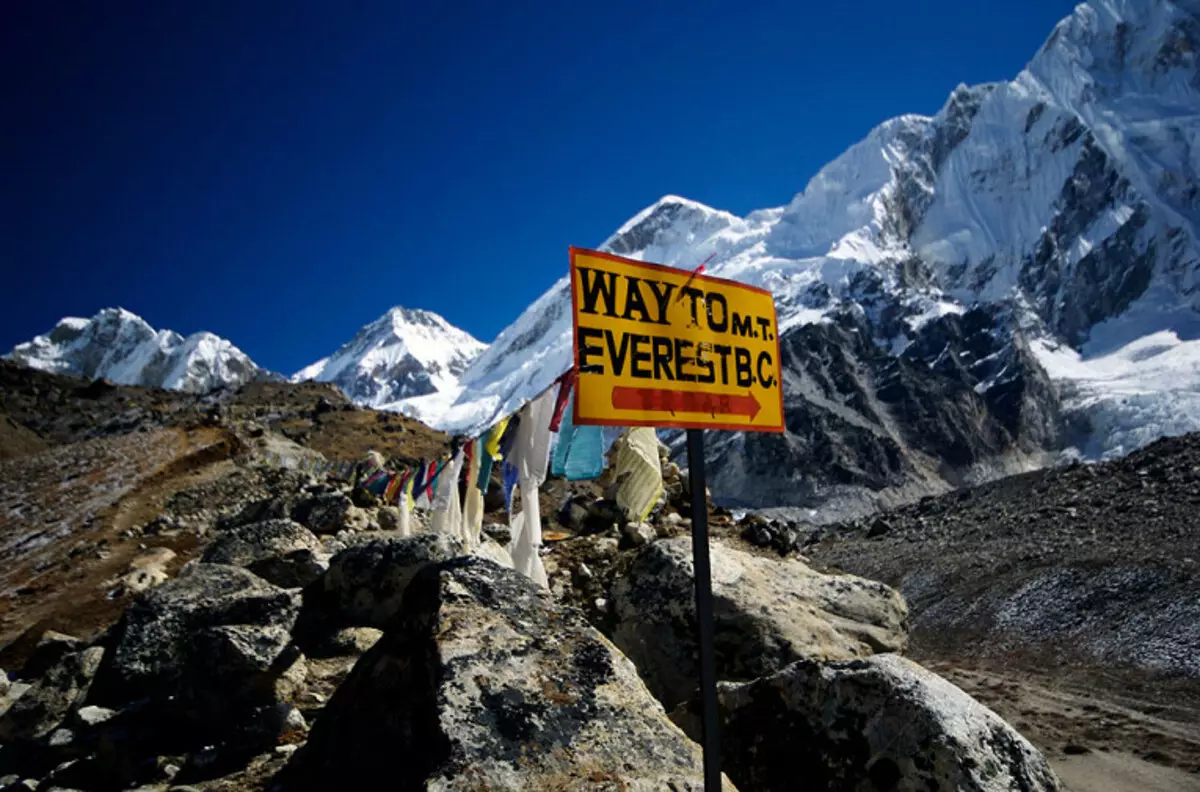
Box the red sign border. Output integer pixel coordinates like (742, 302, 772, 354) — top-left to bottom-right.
(569, 246, 785, 434)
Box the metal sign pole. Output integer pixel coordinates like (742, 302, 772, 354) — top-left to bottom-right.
(686, 428, 722, 791)
(568, 246, 783, 789)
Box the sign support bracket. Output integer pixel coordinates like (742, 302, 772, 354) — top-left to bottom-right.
(687, 428, 722, 791)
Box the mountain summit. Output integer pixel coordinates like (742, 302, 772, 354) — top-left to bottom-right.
(6, 308, 261, 393)
(291, 306, 486, 408)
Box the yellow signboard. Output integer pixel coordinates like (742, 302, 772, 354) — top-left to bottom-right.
(569, 247, 784, 433)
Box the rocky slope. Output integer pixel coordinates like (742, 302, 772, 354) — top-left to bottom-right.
(800, 430, 1200, 779)
(810, 432, 1200, 680)
(2, 362, 1197, 790)
(6, 309, 264, 394)
(291, 306, 485, 410)
(0, 450, 1058, 792)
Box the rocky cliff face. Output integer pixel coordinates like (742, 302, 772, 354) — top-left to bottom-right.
(704, 304, 1063, 513)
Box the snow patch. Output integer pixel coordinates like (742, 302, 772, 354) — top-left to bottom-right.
(1035, 329, 1200, 458)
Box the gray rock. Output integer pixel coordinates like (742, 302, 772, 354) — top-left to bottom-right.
(471, 535, 514, 569)
(73, 705, 116, 727)
(189, 623, 294, 685)
(375, 506, 401, 532)
(114, 548, 174, 596)
(350, 487, 379, 509)
(106, 564, 301, 715)
(282, 706, 307, 738)
(201, 519, 328, 588)
(620, 522, 656, 548)
(741, 522, 775, 548)
(0, 647, 104, 742)
(867, 517, 893, 538)
(47, 728, 74, 747)
(0, 670, 8, 698)
(586, 499, 629, 533)
(555, 495, 591, 532)
(612, 537, 908, 708)
(342, 505, 378, 533)
(481, 522, 511, 546)
(322, 533, 461, 627)
(316, 627, 383, 658)
(277, 557, 733, 791)
(219, 493, 294, 531)
(291, 492, 353, 535)
(0, 682, 31, 719)
(708, 654, 1061, 791)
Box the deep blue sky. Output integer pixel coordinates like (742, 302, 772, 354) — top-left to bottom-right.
(4, 0, 1077, 375)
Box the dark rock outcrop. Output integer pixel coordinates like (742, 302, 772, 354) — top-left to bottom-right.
(201, 519, 328, 588)
(290, 491, 354, 535)
(277, 557, 731, 791)
(706, 305, 1062, 517)
(98, 564, 301, 722)
(321, 533, 462, 628)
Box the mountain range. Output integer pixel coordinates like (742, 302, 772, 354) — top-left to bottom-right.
(9, 0, 1200, 517)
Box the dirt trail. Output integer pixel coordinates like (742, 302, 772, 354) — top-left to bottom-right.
(1052, 752, 1200, 792)
(924, 661, 1200, 789)
(0, 428, 239, 669)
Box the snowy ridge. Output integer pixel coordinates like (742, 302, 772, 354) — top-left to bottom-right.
(416, 0, 1200, 469)
(293, 306, 486, 409)
(6, 308, 261, 393)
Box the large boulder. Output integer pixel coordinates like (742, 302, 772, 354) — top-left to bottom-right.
(201, 519, 328, 588)
(0, 647, 104, 742)
(290, 492, 353, 535)
(708, 654, 1061, 792)
(276, 557, 733, 791)
(101, 564, 302, 715)
(321, 533, 461, 628)
(612, 537, 908, 708)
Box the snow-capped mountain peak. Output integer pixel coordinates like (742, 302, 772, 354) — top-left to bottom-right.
(411, 0, 1200, 515)
(10, 0, 1200, 518)
(6, 308, 261, 393)
(291, 305, 486, 408)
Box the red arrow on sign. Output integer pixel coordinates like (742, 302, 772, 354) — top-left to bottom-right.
(611, 386, 761, 420)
